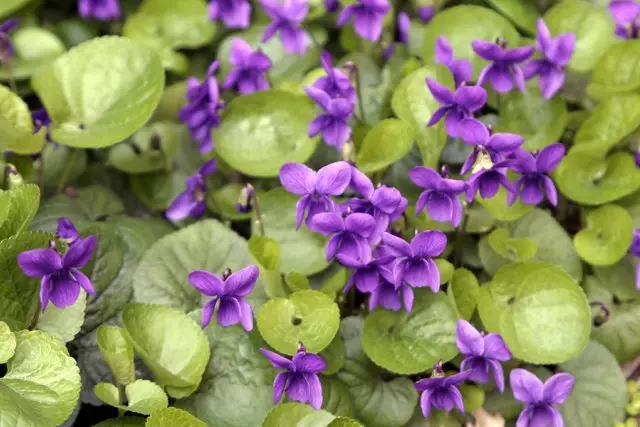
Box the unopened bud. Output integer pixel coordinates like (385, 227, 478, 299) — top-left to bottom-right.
(236, 184, 254, 213)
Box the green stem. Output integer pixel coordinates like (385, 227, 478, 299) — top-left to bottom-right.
(354, 65, 367, 124)
(252, 186, 266, 236)
(56, 149, 77, 193)
(453, 210, 469, 268)
(29, 301, 41, 330)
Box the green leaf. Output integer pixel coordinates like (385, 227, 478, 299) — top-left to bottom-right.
(286, 272, 310, 292)
(125, 380, 169, 415)
(322, 376, 355, 417)
(146, 408, 207, 427)
(422, 5, 520, 75)
(320, 335, 346, 376)
(214, 90, 319, 177)
(476, 186, 532, 222)
(252, 188, 329, 276)
(0, 27, 65, 81)
(262, 403, 317, 426)
(97, 325, 135, 386)
(555, 152, 640, 205)
(0, 330, 81, 426)
(436, 259, 455, 284)
(362, 289, 458, 374)
(588, 40, 640, 100)
(478, 208, 583, 281)
(0, 0, 33, 19)
(217, 25, 327, 87)
(36, 290, 86, 343)
(0, 83, 46, 155)
(133, 219, 267, 312)
(108, 122, 182, 174)
(574, 205, 633, 266)
(328, 418, 364, 427)
(208, 183, 252, 221)
(0, 231, 53, 330)
(257, 289, 340, 355)
(543, 0, 614, 72)
(0, 183, 40, 240)
(30, 185, 124, 232)
(584, 274, 640, 363)
(448, 268, 480, 320)
(460, 383, 485, 414)
(249, 235, 286, 298)
(39, 145, 87, 192)
(94, 382, 120, 407)
(559, 341, 627, 427)
(94, 417, 147, 427)
(485, 0, 539, 34)
(337, 318, 418, 427)
(122, 303, 210, 398)
(123, 0, 215, 51)
(572, 93, 640, 154)
(0, 321, 16, 364)
(487, 227, 537, 262)
(177, 318, 274, 427)
(356, 119, 416, 174)
(31, 36, 165, 149)
(477, 262, 591, 364)
(497, 80, 568, 151)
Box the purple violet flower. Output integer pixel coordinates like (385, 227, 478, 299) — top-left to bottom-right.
(78, 0, 121, 21)
(415, 365, 472, 419)
(189, 265, 258, 331)
(343, 259, 381, 294)
(261, 343, 326, 410)
(456, 320, 512, 392)
(337, 0, 391, 42)
(279, 161, 352, 229)
(223, 38, 272, 95)
(524, 19, 575, 99)
(510, 369, 574, 427)
(636, 150, 640, 168)
(166, 160, 217, 222)
(434, 36, 473, 88)
(313, 51, 356, 103)
(32, 108, 53, 143)
(382, 12, 411, 61)
(426, 78, 487, 139)
(368, 267, 415, 312)
(507, 143, 565, 207)
(459, 122, 524, 174)
(409, 166, 466, 227)
(324, 0, 339, 12)
(472, 39, 535, 93)
(236, 183, 255, 213)
(261, 0, 309, 55)
(305, 86, 354, 150)
(465, 167, 512, 203)
(381, 230, 446, 291)
(345, 166, 407, 244)
(417, 6, 435, 23)
(208, 0, 251, 29)
(628, 229, 640, 289)
(609, 1, 640, 39)
(179, 61, 225, 154)
(312, 212, 377, 265)
(57, 217, 81, 245)
(0, 19, 19, 62)
(18, 232, 97, 311)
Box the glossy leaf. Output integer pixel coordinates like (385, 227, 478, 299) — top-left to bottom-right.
(146, 408, 207, 427)
(0, 84, 46, 154)
(36, 291, 86, 343)
(588, 40, 640, 100)
(97, 325, 135, 386)
(448, 268, 480, 320)
(0, 27, 65, 80)
(0, 183, 40, 240)
(485, 0, 539, 34)
(0, 321, 16, 363)
(573, 205, 633, 266)
(356, 119, 416, 174)
(486, 227, 537, 262)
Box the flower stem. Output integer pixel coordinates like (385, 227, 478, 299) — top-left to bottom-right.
(353, 65, 367, 124)
(57, 148, 77, 193)
(29, 301, 41, 330)
(453, 210, 469, 267)
(251, 186, 266, 236)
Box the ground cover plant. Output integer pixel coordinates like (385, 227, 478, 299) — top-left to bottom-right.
(2, 0, 640, 426)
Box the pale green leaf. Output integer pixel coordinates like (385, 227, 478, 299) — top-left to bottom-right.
(252, 188, 329, 276)
(0, 183, 40, 240)
(132, 219, 267, 313)
(31, 36, 165, 148)
(555, 152, 640, 205)
(448, 268, 480, 320)
(146, 408, 207, 427)
(215, 90, 319, 177)
(559, 341, 627, 427)
(125, 379, 169, 415)
(0, 27, 65, 80)
(249, 235, 285, 298)
(486, 228, 537, 262)
(362, 290, 458, 374)
(257, 290, 340, 355)
(356, 119, 416, 174)
(262, 403, 316, 426)
(0, 231, 53, 330)
(37, 290, 86, 343)
(485, 0, 539, 34)
(97, 325, 135, 386)
(0, 0, 33, 19)
(0, 321, 16, 364)
(477, 262, 591, 364)
(177, 318, 274, 427)
(476, 187, 532, 222)
(543, 0, 615, 72)
(0, 84, 46, 154)
(422, 5, 520, 75)
(574, 204, 633, 266)
(122, 303, 210, 398)
(588, 40, 640, 100)
(94, 382, 120, 407)
(0, 330, 81, 427)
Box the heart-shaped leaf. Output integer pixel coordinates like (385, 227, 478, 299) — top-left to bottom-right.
(574, 204, 633, 266)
